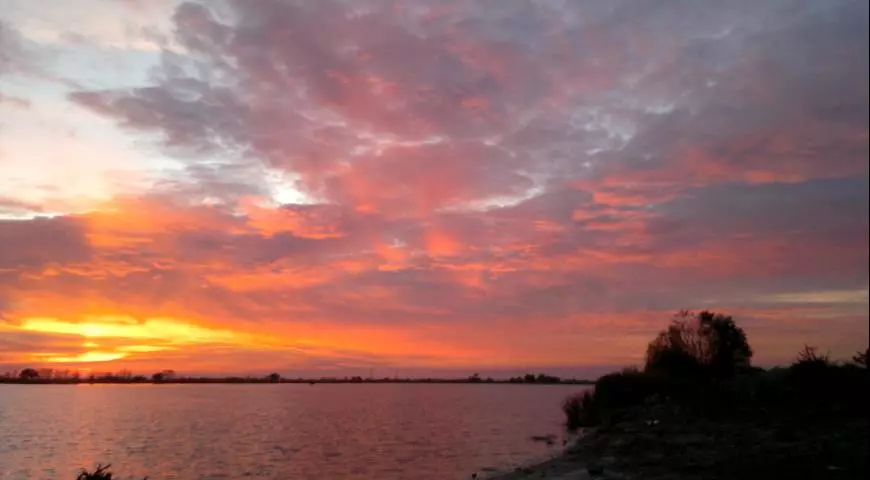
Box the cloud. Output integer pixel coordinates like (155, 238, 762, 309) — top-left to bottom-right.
(0, 216, 91, 271)
(0, 93, 32, 109)
(0, 0, 866, 372)
(0, 20, 27, 75)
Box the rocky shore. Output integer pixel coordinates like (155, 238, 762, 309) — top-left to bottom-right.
(489, 402, 868, 480)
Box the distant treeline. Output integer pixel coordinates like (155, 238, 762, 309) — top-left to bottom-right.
(0, 370, 593, 385)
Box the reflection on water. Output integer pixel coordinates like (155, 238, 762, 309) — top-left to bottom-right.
(0, 384, 589, 479)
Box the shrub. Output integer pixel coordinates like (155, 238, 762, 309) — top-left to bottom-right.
(562, 370, 675, 431)
(594, 370, 669, 409)
(793, 345, 831, 368)
(563, 390, 598, 431)
(77, 465, 114, 480)
(76, 465, 146, 480)
(785, 346, 869, 413)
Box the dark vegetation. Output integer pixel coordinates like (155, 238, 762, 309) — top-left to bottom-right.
(562, 310, 868, 479)
(1, 370, 592, 385)
(76, 464, 145, 480)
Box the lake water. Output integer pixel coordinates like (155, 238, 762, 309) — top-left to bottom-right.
(0, 384, 589, 479)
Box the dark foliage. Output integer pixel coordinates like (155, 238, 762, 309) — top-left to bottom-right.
(792, 345, 831, 369)
(593, 370, 670, 409)
(853, 348, 868, 368)
(564, 311, 868, 433)
(563, 391, 598, 431)
(76, 465, 146, 480)
(506, 373, 563, 383)
(77, 465, 114, 480)
(645, 310, 752, 379)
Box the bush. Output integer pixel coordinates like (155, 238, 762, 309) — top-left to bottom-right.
(563, 391, 598, 431)
(793, 345, 831, 368)
(77, 465, 114, 480)
(562, 370, 674, 430)
(594, 370, 669, 409)
(76, 465, 146, 480)
(785, 347, 869, 414)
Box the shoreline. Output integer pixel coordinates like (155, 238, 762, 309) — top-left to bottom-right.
(487, 453, 596, 480)
(486, 429, 611, 480)
(487, 401, 868, 480)
(0, 379, 594, 386)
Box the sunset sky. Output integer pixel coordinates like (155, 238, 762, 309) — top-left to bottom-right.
(1, 0, 867, 377)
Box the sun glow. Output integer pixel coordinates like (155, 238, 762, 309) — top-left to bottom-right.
(8, 316, 264, 366)
(32, 351, 127, 363)
(21, 317, 243, 343)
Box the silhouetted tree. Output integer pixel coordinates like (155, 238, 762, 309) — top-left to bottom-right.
(151, 372, 165, 382)
(524, 373, 536, 383)
(645, 310, 752, 378)
(852, 348, 868, 369)
(468, 373, 481, 382)
(267, 373, 280, 383)
(794, 345, 831, 368)
(18, 368, 39, 380)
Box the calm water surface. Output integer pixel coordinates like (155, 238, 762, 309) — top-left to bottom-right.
(0, 384, 589, 479)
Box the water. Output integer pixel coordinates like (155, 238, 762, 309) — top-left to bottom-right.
(0, 384, 588, 479)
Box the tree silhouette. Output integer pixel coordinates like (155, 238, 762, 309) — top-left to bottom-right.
(76, 464, 147, 480)
(267, 373, 281, 383)
(18, 368, 39, 380)
(645, 310, 752, 378)
(852, 348, 868, 368)
(795, 345, 830, 365)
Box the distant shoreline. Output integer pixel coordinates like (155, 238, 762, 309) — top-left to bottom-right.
(0, 378, 595, 386)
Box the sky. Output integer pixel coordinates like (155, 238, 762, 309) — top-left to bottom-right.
(0, 0, 867, 378)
